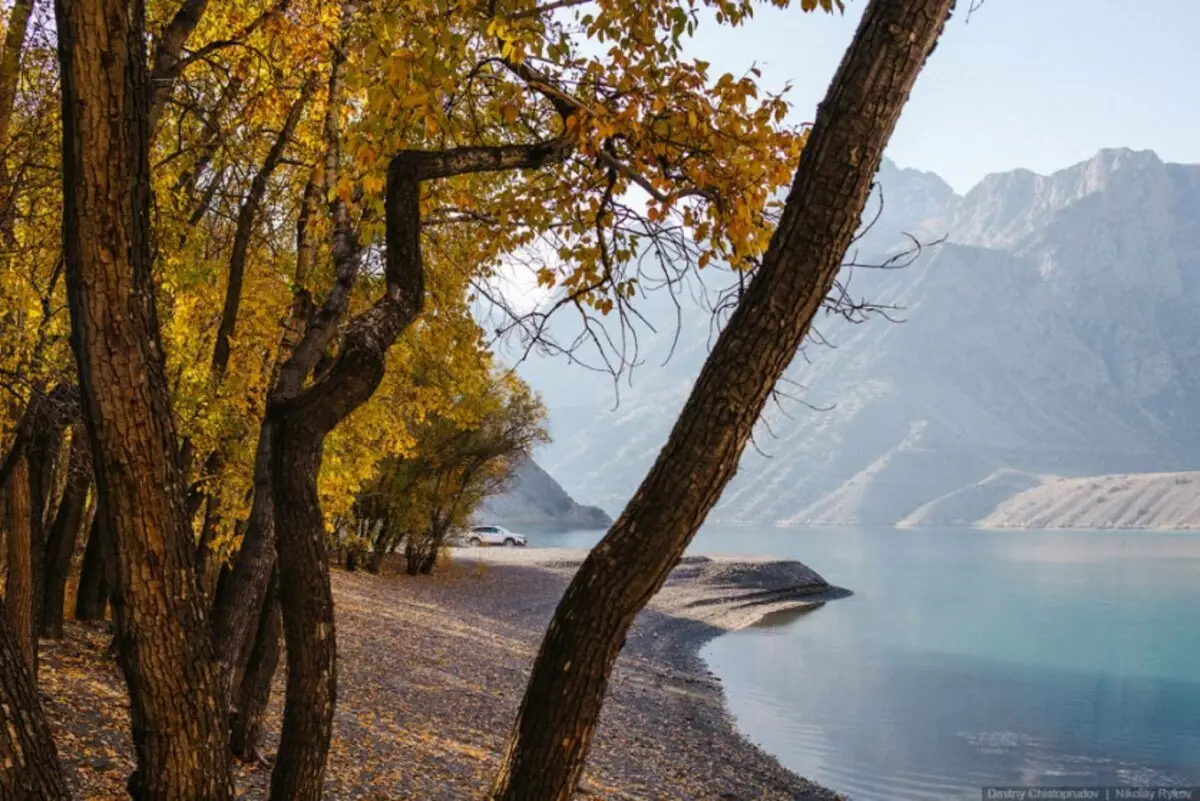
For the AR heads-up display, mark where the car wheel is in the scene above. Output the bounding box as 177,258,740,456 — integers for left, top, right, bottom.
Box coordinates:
469,537,482,547
503,538,517,547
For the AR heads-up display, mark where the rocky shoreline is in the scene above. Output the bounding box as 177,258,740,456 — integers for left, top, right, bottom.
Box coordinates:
41,548,849,799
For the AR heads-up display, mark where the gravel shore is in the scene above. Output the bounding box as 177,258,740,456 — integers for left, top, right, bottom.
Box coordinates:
41,548,849,799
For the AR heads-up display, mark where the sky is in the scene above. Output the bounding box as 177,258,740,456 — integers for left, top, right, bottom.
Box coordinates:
685,0,1200,194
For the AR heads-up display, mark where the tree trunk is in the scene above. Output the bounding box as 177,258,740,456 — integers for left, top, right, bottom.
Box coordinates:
195,492,221,600
3,455,35,674
56,0,232,795
367,527,392,575
210,423,277,705
41,427,91,639
269,421,339,801
0,0,33,238
0,0,33,144
145,0,210,133
0,611,70,799
488,1,957,798
5,387,75,651
208,137,327,719
403,541,426,576
25,443,54,649
230,566,282,762
73,511,115,621
264,14,574,792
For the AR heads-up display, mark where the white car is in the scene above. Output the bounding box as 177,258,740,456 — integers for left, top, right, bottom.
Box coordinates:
461,525,527,547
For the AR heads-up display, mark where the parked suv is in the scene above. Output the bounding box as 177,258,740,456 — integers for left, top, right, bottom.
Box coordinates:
458,525,527,547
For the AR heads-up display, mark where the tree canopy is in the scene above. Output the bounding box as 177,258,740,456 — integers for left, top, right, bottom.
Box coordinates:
0,0,956,797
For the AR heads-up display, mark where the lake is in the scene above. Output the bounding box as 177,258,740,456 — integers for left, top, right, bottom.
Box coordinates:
532,525,1200,800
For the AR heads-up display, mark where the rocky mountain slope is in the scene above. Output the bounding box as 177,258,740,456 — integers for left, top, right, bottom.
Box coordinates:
516,149,1200,527
975,471,1200,530
475,457,613,530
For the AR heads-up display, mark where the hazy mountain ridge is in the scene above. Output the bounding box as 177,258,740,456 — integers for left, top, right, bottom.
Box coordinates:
475,456,613,530
976,471,1200,530
518,148,1200,527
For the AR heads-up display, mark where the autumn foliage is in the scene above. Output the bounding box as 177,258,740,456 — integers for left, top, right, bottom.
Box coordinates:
0,0,957,796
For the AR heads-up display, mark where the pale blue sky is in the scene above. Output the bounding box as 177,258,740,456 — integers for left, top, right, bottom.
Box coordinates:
686,0,1200,194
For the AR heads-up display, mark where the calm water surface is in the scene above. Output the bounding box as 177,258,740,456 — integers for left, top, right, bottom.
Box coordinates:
534,525,1200,800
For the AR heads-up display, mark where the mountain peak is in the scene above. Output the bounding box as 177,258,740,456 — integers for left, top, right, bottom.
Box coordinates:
943,148,1171,249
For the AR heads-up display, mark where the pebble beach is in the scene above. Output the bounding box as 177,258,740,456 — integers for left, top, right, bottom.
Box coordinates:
41,548,849,799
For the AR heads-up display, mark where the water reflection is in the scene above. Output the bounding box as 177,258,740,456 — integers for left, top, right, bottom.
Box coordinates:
691,527,1200,800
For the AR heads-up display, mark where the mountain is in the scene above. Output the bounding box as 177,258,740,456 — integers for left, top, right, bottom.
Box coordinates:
516,148,1200,526
975,470,1200,530
475,457,613,530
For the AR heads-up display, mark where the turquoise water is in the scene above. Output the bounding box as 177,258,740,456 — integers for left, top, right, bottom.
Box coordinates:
533,525,1200,800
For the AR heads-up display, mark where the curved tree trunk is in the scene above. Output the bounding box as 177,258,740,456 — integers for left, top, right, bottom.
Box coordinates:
489,1,957,798
268,137,569,798
41,426,91,639
269,420,340,800
56,0,231,795
230,566,282,762
0,611,70,799
3,455,35,674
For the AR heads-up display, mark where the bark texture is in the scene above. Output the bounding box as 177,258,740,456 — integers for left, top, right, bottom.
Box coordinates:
230,567,282,762
489,1,957,798
0,612,70,800
25,412,68,649
55,0,231,796
3,456,34,673
210,425,276,702
41,426,91,638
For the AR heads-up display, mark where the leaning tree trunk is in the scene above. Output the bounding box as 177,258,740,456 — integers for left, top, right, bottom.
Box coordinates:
210,423,277,703
26,413,67,645
3,456,35,674
0,611,70,799
230,565,282,762
41,426,92,639
489,1,957,798
74,511,115,621
55,0,231,796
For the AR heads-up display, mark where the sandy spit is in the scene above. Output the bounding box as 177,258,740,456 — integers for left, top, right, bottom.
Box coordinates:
40,548,849,800
977,470,1200,530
